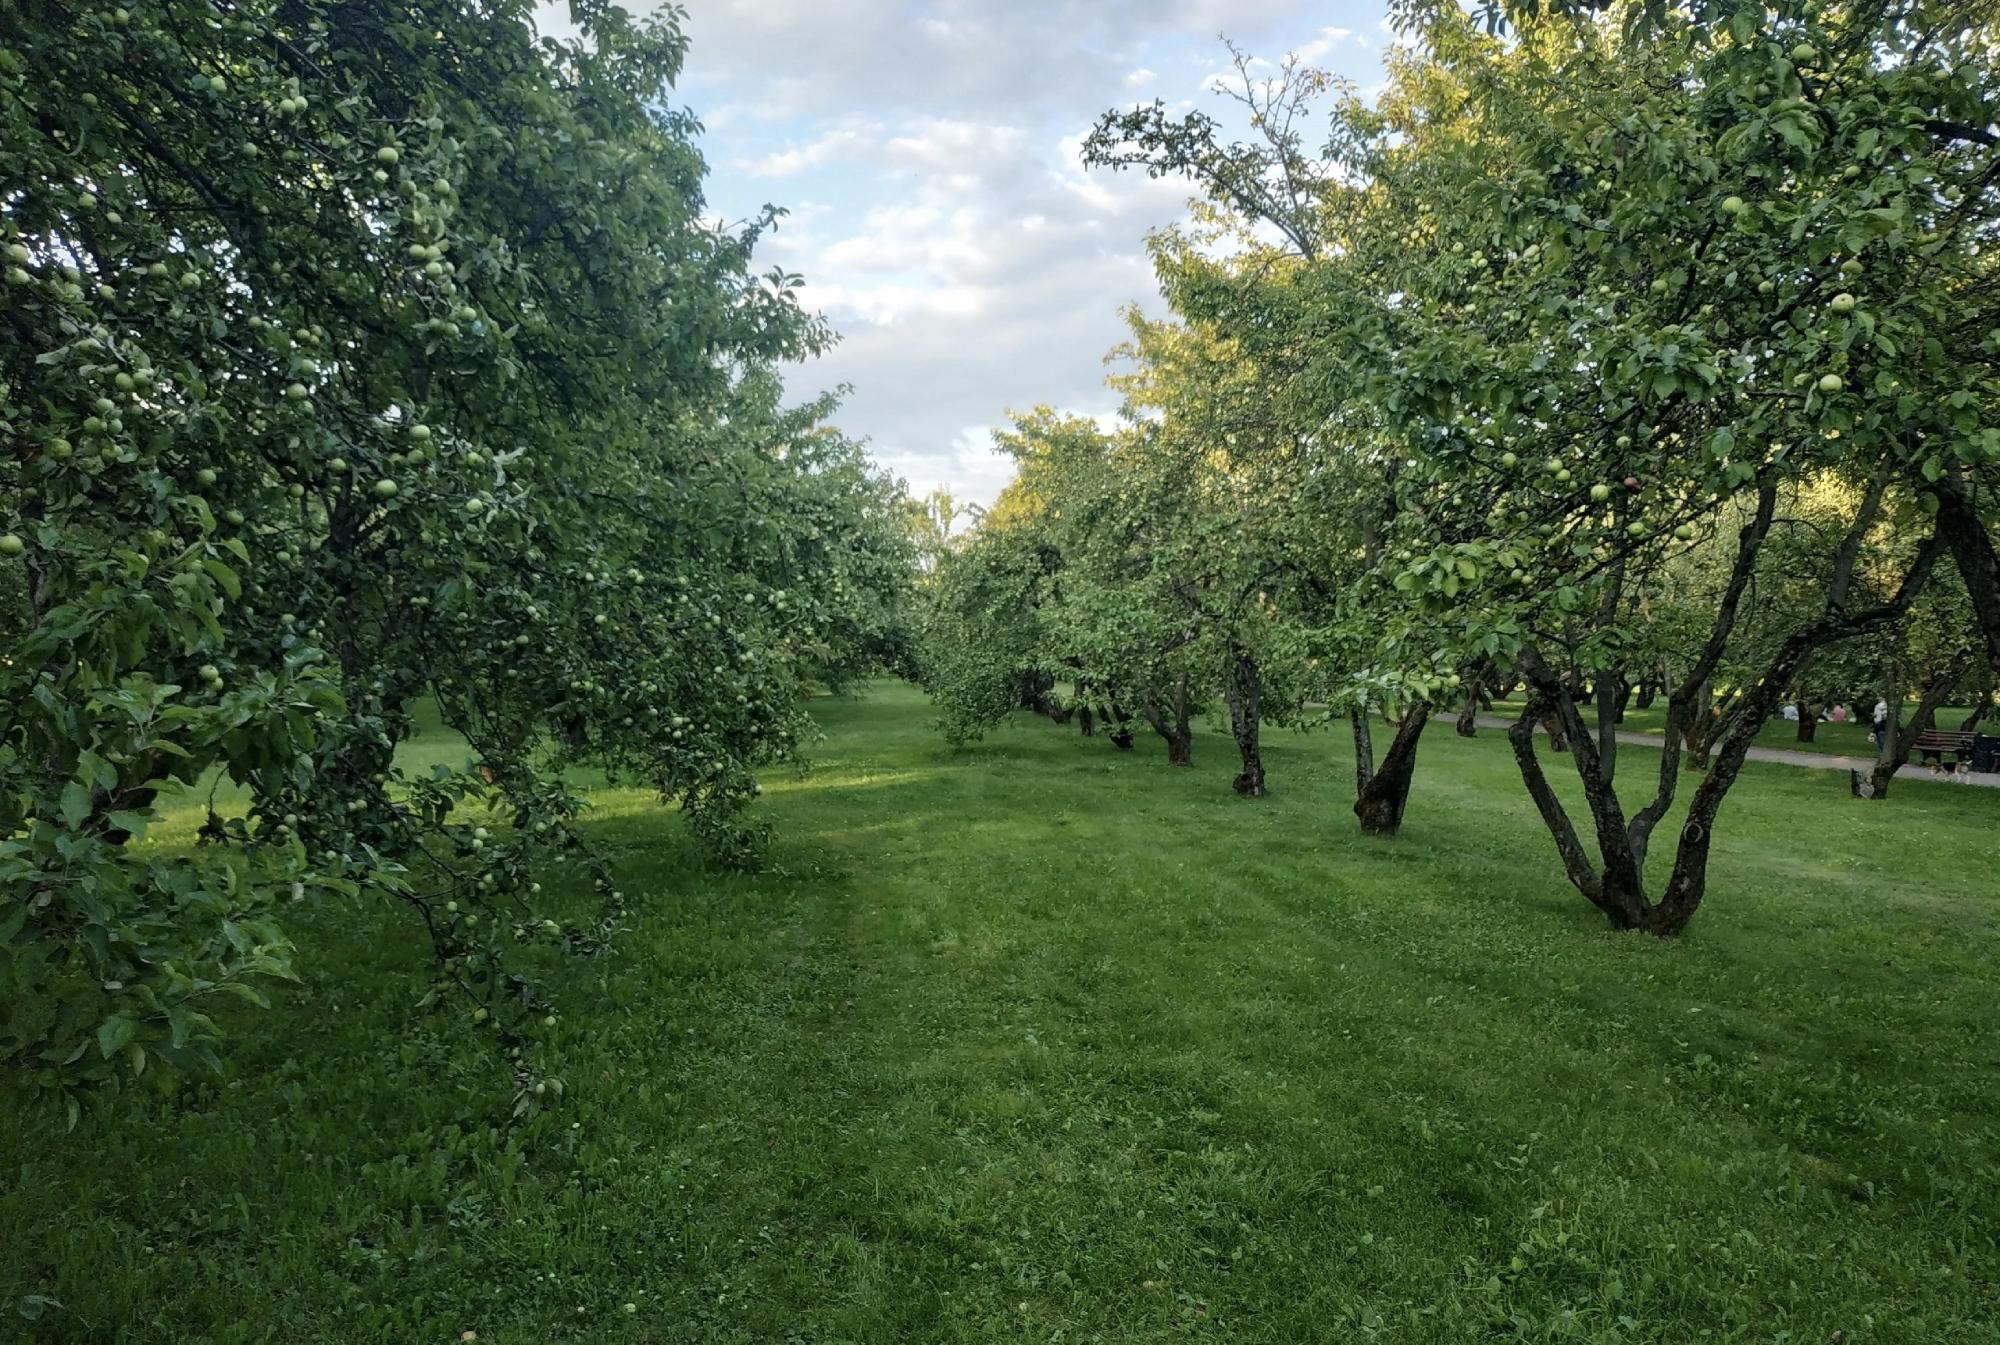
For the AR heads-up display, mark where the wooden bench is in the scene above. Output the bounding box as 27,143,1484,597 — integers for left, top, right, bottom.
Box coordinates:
1912,729,1976,772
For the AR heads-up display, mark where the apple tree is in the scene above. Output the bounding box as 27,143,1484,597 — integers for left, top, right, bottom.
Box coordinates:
0,0,905,1111
1095,1,1997,927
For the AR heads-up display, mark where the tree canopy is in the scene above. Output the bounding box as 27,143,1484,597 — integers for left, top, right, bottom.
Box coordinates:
1,0,914,1112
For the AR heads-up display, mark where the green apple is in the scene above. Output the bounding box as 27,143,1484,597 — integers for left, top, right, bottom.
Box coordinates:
0,533,23,557
1817,373,1844,393
1721,194,1746,215
1829,292,1856,313
1590,483,1611,502
372,478,398,498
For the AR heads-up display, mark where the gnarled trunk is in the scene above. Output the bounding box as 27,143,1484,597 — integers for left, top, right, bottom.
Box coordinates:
1507,487,1942,936
1455,661,1493,736
1680,678,1717,772
1019,671,1055,717
1961,690,1994,733
1223,647,1265,796
1354,700,1429,836
1935,469,2000,681
1858,666,1966,798
1105,697,1135,750
1139,674,1192,767
1455,694,1479,737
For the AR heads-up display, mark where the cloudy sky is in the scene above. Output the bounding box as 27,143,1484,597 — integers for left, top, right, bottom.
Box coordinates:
540,2,1397,507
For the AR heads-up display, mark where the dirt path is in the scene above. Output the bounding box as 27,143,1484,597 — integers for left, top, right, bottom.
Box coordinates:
1453,715,2000,790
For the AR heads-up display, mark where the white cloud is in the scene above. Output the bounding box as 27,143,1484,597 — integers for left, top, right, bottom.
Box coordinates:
527,0,1394,504
739,121,883,177
1295,26,1357,63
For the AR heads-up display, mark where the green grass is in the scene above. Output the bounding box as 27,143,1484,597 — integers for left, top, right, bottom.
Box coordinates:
7,681,2000,1343
1486,693,1991,760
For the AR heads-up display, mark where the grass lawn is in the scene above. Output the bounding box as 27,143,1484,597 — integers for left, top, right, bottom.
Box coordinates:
5,680,1999,1343
1486,693,1992,760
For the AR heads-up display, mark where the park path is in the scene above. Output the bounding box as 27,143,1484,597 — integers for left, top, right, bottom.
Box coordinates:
1453,715,2000,790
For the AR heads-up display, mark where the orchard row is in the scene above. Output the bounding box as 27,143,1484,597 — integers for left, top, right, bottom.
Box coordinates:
917,0,1999,935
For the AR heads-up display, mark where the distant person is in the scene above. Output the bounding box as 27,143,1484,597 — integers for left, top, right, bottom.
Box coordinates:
1872,699,1889,752
1782,704,1799,721
1831,704,1847,723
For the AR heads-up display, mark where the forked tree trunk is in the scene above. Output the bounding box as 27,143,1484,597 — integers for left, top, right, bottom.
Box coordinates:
1140,675,1193,766
1019,671,1055,717
1223,647,1266,796
1105,698,1135,750
1790,656,1819,741
1681,678,1717,772
1354,700,1429,836
1349,710,1374,798
1858,666,1965,798
1455,661,1493,736
1600,671,1631,726
1507,490,1943,936
1961,691,1994,733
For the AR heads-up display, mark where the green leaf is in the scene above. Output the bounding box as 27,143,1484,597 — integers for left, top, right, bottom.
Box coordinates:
201,557,242,600
60,781,92,830
96,1015,138,1059
106,810,152,842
